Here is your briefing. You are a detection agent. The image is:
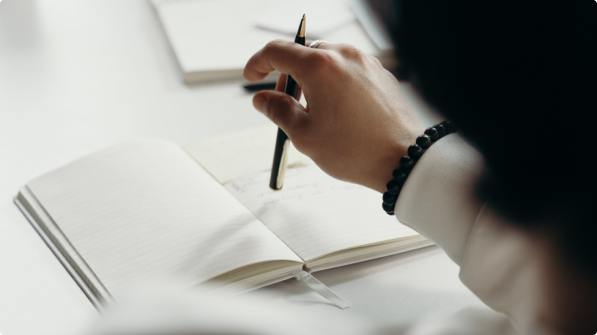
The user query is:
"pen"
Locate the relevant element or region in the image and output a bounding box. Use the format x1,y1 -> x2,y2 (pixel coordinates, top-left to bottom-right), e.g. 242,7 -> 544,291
269,14 -> 306,190
243,81 -> 277,92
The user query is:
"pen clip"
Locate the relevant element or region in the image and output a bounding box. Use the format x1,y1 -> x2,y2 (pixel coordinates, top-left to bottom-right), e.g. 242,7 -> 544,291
276,139 -> 290,189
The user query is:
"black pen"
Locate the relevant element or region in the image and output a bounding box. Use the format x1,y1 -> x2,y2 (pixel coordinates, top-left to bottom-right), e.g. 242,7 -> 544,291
243,81 -> 277,92
269,14 -> 306,190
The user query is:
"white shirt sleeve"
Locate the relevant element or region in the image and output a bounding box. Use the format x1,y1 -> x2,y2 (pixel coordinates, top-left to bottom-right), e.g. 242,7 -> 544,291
395,135 -> 485,265
395,135 -> 543,335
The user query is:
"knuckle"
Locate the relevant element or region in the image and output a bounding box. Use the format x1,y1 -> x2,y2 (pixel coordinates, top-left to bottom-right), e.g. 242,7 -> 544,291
264,39 -> 285,53
367,54 -> 382,66
341,45 -> 368,63
335,43 -> 369,63
337,43 -> 354,51
307,50 -> 339,71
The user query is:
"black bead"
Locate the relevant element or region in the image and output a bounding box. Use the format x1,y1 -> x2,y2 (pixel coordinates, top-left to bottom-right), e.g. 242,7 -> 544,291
386,180 -> 401,195
399,156 -> 415,170
416,135 -> 431,149
435,124 -> 446,137
424,127 -> 439,142
441,120 -> 456,134
382,202 -> 395,213
407,144 -> 423,159
392,168 -> 407,184
386,211 -> 395,216
383,192 -> 397,206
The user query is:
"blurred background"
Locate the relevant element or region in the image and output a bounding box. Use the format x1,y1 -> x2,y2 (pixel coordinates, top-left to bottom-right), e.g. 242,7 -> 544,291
0,1 -> 488,335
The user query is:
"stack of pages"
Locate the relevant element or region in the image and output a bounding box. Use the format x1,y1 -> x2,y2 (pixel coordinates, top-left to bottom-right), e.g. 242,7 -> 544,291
15,125 -> 430,309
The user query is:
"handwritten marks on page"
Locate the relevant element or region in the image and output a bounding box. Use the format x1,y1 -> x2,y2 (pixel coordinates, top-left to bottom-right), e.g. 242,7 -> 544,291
185,125 -> 308,184
225,164 -> 418,261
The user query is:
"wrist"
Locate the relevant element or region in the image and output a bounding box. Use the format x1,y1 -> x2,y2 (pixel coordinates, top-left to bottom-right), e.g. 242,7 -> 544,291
381,121 -> 458,215
371,128 -> 422,193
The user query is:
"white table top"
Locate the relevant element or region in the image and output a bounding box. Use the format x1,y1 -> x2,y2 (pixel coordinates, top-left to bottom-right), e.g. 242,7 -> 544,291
0,1 -> 488,334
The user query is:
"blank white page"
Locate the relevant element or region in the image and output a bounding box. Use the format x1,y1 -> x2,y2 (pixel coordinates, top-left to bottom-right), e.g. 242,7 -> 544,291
224,164 -> 418,261
27,139 -> 302,298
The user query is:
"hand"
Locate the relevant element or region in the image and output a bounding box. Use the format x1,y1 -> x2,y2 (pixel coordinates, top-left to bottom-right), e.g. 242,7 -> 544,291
244,40 -> 423,193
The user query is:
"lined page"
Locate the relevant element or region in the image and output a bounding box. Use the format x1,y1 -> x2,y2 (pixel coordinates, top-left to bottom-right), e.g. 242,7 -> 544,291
27,140 -> 302,298
224,164 -> 418,261
184,124 -> 308,184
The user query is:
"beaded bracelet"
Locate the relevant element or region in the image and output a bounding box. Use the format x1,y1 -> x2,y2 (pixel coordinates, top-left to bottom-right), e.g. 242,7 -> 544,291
382,121 -> 457,215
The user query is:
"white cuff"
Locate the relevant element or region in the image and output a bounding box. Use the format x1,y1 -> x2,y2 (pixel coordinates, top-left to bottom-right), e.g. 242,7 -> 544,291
394,135 -> 485,265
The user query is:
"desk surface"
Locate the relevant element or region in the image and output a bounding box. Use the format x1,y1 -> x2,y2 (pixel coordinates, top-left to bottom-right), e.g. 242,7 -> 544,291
0,1 -> 488,334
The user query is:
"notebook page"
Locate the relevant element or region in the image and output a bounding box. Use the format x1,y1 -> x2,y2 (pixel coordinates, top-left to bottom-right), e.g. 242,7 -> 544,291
184,124 -> 308,184
224,164 -> 418,261
27,139 -> 302,298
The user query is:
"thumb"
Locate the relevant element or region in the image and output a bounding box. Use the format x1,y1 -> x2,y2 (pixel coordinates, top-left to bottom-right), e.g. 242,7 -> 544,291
252,90 -> 309,136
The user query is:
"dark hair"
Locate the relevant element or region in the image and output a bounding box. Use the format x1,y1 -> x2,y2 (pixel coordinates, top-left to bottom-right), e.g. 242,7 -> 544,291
373,0 -> 597,270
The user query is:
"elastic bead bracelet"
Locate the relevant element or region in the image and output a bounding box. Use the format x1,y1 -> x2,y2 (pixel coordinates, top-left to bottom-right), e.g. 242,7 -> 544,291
382,121 -> 457,215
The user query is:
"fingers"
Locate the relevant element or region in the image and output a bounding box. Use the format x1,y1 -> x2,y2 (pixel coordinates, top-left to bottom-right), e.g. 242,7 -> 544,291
308,41 -> 373,66
244,39 -> 359,85
306,40 -> 342,51
245,40 -> 371,84
275,73 -> 287,92
275,73 -> 303,101
252,90 -> 309,136
244,40 -> 314,83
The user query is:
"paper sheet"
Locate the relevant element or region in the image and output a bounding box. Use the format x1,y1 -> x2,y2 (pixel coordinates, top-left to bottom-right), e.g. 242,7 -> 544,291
27,139 -> 302,298
224,164 -> 418,261
184,124 -> 309,184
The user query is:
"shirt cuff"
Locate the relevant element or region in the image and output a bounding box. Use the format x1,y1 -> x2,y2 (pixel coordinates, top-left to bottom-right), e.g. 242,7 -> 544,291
394,134 -> 485,265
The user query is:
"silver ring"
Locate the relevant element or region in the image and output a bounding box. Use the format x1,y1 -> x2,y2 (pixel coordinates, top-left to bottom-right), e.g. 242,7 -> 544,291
309,40 -> 328,49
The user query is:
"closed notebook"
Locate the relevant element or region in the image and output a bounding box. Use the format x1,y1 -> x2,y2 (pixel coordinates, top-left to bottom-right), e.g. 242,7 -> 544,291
151,0 -> 395,84
15,125 -> 430,309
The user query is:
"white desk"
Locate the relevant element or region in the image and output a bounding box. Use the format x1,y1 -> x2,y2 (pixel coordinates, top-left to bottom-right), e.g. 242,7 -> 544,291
0,1 -> 489,334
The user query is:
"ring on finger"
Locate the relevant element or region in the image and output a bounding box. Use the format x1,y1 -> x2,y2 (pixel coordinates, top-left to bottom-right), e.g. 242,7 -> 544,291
309,40 -> 328,49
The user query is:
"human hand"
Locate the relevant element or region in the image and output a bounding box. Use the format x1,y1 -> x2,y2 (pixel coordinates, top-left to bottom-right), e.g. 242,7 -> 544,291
244,40 -> 423,193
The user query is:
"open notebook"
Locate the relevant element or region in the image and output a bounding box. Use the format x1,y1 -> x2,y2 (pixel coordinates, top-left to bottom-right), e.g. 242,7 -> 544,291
15,126 -> 430,310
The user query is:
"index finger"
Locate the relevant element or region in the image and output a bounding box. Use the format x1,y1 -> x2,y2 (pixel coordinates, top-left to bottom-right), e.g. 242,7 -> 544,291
243,39 -> 313,84
274,73 -> 303,102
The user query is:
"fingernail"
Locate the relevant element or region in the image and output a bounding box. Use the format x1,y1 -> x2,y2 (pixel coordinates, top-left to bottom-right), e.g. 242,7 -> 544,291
253,93 -> 267,113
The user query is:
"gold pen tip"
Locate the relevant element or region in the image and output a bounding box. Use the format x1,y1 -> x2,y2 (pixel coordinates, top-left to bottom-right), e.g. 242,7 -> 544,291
298,14 -> 306,38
